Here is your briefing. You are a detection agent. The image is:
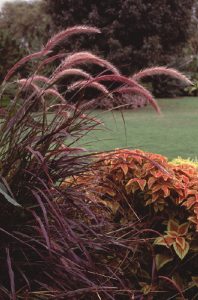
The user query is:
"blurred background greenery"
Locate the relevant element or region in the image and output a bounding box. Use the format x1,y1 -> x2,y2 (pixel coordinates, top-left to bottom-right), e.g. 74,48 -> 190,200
0,0 -> 198,97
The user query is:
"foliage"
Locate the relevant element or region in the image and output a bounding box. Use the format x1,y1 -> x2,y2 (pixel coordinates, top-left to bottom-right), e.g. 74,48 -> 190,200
0,24 -> 189,299
0,23 -> 193,299
171,156 -> 198,168
176,1 -> 198,96
0,0 -> 53,81
64,149 -> 198,298
44,0 -> 195,96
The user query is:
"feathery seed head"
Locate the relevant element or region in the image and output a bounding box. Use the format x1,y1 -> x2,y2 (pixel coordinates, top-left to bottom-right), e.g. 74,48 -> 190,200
132,66 -> 192,85
57,51 -> 120,75
44,26 -> 101,52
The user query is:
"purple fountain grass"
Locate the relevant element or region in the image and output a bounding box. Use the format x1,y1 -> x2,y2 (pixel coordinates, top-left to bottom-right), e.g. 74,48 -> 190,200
115,86 -> 160,112
55,51 -> 120,75
78,74 -> 161,113
44,25 -> 101,52
4,26 -> 100,83
18,78 -> 41,94
25,75 -> 49,85
47,102 -> 102,125
49,68 -> 92,85
3,50 -> 50,83
18,79 -> 63,103
132,66 -> 192,85
44,89 -> 65,103
37,53 -> 67,71
68,79 -> 112,99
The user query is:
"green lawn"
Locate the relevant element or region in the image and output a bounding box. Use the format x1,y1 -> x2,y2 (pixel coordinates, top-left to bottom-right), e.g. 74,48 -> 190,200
77,97 -> 198,159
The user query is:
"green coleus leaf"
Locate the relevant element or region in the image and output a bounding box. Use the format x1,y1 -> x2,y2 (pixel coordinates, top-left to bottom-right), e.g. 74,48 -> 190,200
155,254 -> 173,271
192,276 -> 198,288
139,282 -> 152,295
173,240 -> 189,260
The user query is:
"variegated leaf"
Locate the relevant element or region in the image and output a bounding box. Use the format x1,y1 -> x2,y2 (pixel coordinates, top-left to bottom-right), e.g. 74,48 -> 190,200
173,240 -> 189,260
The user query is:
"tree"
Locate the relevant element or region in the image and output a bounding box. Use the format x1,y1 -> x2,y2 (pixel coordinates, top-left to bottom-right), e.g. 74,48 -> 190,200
0,0 -> 53,81
44,0 -> 195,95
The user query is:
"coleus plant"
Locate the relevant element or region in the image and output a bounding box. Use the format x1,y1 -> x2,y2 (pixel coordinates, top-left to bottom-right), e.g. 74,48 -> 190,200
73,149 -> 198,232
154,219 -> 190,260
64,149 -> 198,297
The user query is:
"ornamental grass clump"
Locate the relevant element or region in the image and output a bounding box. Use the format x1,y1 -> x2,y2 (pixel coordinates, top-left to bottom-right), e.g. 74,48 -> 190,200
0,25 -> 193,299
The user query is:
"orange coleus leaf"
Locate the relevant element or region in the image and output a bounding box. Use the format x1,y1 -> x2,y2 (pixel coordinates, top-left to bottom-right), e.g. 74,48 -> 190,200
151,170 -> 170,181
147,177 -> 156,189
135,178 -> 147,191
188,189 -> 198,197
152,184 -> 161,193
154,235 -> 174,247
143,162 -> 155,170
188,216 -> 197,225
125,178 -> 146,193
125,179 -> 135,194
152,184 -> 171,197
167,219 -> 179,233
161,185 -> 170,197
133,155 -> 143,164
180,174 -> 190,184
183,196 -> 196,209
178,222 -> 189,236
165,231 -> 178,238
152,192 -> 159,202
173,240 -> 189,260
150,170 -> 162,178
116,163 -> 128,175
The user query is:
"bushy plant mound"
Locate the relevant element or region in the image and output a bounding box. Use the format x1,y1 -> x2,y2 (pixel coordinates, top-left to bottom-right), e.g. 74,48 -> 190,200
0,25 -> 193,299
171,156 -> 198,168
64,149 -> 198,298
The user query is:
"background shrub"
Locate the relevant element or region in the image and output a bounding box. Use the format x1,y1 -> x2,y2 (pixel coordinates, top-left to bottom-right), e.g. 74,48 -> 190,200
44,0 -> 196,97
0,0 -> 53,81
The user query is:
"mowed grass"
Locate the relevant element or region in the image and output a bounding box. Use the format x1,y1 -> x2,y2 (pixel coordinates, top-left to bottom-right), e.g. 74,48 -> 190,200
77,97 -> 198,159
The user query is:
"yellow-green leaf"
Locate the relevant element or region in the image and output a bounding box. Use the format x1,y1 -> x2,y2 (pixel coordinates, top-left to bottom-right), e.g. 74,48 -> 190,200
155,254 -> 173,271
173,241 -> 189,260
192,276 -> 198,288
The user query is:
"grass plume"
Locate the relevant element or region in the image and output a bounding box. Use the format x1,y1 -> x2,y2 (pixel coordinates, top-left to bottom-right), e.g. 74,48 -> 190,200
55,51 -> 120,75
132,66 -> 192,85
44,25 -> 101,51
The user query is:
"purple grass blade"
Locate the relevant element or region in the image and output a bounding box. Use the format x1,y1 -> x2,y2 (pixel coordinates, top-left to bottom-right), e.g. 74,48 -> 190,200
6,248 -> 16,300
31,210 -> 51,251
